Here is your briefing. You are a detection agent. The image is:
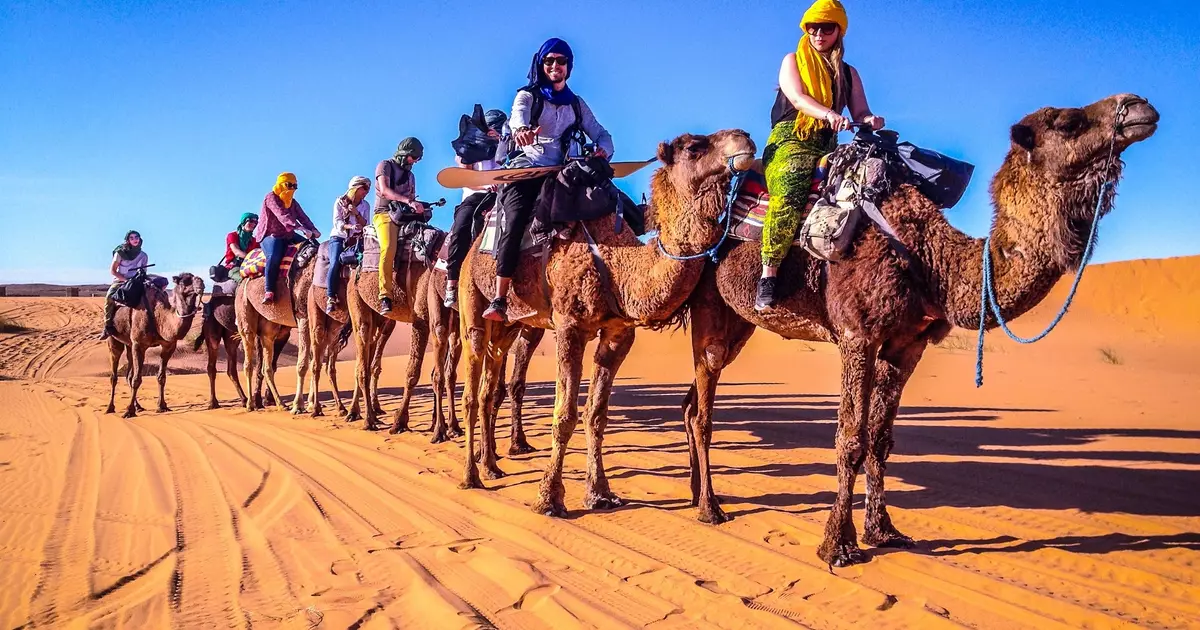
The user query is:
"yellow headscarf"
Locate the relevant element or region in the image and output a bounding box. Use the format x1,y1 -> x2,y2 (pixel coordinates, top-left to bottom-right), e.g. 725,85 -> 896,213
793,0 -> 849,140
272,172 -> 297,208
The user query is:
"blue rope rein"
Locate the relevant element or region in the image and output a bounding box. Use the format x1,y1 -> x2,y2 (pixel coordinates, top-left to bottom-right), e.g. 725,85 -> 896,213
974,100 -> 1128,387
656,158 -> 749,263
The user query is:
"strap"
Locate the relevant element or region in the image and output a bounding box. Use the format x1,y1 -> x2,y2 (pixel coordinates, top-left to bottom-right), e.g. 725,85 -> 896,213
579,221 -> 627,319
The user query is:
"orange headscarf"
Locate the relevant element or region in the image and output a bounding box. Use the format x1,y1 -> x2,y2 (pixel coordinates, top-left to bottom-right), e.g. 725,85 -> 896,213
272,172 -> 297,208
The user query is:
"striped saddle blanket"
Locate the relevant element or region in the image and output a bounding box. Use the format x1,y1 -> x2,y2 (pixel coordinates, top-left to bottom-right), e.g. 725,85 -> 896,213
728,155 -> 829,244
239,243 -> 299,280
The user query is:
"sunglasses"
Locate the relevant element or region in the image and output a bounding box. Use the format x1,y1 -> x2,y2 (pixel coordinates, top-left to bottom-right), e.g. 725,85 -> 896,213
284,182 -> 298,190
542,56 -> 569,67
806,23 -> 839,36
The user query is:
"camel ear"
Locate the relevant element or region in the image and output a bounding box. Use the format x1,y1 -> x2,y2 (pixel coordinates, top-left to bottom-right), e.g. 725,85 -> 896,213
171,275 -> 181,284
1010,124 -> 1036,152
657,141 -> 674,166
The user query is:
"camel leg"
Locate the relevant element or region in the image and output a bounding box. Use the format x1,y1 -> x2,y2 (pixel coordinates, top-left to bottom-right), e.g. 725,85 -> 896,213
291,320 -> 311,415
125,345 -> 145,412
445,312 -> 464,439
224,335 -> 247,407
105,340 -> 122,414
261,332 -> 286,411
205,333 -> 221,410
861,341 -> 925,549
156,344 -> 174,413
507,326 -> 544,456
460,319 -> 488,489
373,321 -> 394,414
241,324 -> 260,411
391,317 -> 429,435
308,323 -> 329,418
581,326 -> 635,510
476,323 -> 517,479
123,343 -> 147,418
328,352 -> 346,416
531,321 -> 586,517
687,309 -> 756,523
429,311 -> 451,444
817,339 -> 877,568
353,317 -> 382,430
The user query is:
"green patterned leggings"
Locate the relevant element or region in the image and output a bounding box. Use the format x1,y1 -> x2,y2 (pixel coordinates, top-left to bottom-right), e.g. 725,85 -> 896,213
760,121 -> 835,268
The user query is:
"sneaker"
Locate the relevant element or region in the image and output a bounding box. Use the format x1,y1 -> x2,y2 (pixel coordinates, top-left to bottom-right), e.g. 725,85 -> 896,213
482,297 -> 508,323
379,297 -> 393,315
442,283 -> 457,310
325,296 -> 338,314
754,277 -> 776,312
262,291 -> 275,305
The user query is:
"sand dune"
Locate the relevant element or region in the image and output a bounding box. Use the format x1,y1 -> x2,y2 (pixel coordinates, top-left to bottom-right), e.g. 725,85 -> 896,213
1,257 -> 1198,628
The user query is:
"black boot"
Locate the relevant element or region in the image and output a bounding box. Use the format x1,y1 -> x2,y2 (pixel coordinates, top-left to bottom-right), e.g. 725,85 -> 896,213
482,297 -> 508,323
754,277 -> 777,312
379,297 -> 393,315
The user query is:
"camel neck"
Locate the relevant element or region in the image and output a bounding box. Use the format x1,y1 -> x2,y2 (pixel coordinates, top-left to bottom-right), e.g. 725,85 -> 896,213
909,159 -> 1112,329
152,293 -> 194,342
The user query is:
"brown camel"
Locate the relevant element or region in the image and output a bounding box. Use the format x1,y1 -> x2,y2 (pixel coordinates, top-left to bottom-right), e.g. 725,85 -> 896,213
457,130 -> 758,515
681,94 -> 1158,567
426,268 -> 545,448
193,293 -> 291,409
104,273 -> 205,418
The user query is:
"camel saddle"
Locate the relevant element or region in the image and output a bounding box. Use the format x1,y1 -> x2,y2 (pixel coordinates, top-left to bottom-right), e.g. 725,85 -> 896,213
360,222 -> 446,273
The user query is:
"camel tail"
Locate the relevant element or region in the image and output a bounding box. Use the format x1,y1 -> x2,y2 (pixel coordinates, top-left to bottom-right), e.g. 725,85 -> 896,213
336,322 -> 353,353
190,330 -> 205,353
646,302 -> 690,333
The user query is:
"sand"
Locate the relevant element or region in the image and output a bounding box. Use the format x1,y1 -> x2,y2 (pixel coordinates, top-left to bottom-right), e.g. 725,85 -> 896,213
1,256 -> 1198,629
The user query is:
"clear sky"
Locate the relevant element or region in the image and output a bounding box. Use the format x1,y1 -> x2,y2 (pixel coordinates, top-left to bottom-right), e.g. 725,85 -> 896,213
1,0 -> 1196,284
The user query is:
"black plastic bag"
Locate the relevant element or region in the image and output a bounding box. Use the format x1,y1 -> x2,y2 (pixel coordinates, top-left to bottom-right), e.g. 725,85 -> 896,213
896,142 -> 974,209
451,104 -> 499,165
112,275 -> 145,307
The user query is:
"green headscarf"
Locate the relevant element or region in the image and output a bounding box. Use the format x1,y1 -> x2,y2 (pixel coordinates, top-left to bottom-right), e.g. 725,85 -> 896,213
393,137 -> 424,163
236,213 -> 258,251
113,230 -> 142,261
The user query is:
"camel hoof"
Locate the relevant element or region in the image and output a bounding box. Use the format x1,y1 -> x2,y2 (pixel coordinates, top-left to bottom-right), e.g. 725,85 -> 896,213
531,498 -> 568,519
207,401 -> 220,410
820,543 -> 869,568
372,405 -> 386,415
863,530 -> 915,549
290,406 -> 304,416
459,471 -> 484,490
157,405 -> 170,413
483,464 -> 506,481
388,424 -> 409,435
310,408 -> 324,419
335,407 -> 348,418
122,409 -> 137,419
345,411 -> 360,422
430,432 -> 448,445
508,441 -> 536,456
134,403 -> 146,412
697,500 -> 729,525
584,493 -> 624,510
448,427 -> 465,439
104,405 -> 115,415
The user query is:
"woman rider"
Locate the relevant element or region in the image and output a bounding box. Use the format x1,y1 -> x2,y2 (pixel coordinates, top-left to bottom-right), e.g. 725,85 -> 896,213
484,37 -> 614,322
325,176 -> 371,313
254,172 -> 320,304
756,0 -> 884,310
98,230 -> 149,339
444,108 -> 508,309
222,213 -> 259,276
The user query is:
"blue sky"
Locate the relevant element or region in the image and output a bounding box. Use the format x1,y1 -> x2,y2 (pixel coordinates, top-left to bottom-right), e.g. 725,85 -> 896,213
1,0 -> 1196,284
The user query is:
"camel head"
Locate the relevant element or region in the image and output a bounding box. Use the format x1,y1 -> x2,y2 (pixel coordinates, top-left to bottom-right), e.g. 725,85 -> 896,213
170,273 -> 205,317
649,130 -> 757,245
993,94 -> 1158,270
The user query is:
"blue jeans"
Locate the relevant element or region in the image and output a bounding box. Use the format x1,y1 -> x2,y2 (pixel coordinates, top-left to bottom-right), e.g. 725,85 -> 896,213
325,237 -> 345,298
261,233 -> 303,293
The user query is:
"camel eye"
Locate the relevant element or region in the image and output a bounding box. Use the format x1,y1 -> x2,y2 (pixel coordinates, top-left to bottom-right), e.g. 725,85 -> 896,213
1054,110 -> 1088,136
685,138 -> 709,156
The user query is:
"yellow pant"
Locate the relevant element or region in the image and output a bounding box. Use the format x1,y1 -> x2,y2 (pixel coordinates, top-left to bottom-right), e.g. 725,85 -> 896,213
373,213 -> 399,300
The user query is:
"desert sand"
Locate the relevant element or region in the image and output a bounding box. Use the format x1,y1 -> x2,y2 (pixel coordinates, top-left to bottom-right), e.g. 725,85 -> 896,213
1,256 -> 1198,629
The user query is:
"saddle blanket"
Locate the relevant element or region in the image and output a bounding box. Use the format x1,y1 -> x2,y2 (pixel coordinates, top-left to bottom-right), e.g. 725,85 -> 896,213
239,243 -> 299,281
728,156 -> 828,244
359,222 -> 447,274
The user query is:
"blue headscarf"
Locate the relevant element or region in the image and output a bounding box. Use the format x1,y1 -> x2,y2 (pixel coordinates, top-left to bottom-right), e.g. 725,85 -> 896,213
526,38 -> 577,106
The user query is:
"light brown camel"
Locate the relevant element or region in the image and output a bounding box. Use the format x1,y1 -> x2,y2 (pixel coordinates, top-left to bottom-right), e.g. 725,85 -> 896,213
426,267 -> 545,448
104,273 -> 205,418
680,94 -> 1158,567
458,130 -> 758,515
193,292 -> 291,409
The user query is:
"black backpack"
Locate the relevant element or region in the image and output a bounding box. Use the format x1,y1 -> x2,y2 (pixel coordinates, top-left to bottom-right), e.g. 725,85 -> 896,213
112,272 -> 146,308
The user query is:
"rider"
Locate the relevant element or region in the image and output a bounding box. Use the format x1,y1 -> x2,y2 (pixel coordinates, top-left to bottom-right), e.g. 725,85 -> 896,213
373,137 -> 428,315
254,172 -> 320,304
325,175 -> 372,313
222,212 -> 259,272
756,0 -> 884,311
484,37 -> 614,322
98,230 -> 149,340
444,108 -> 509,309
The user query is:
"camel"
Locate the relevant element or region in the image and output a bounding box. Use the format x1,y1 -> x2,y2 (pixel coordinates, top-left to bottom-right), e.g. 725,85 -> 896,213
193,292 -> 290,409
457,130 -> 758,516
104,273 -> 205,418
680,94 -> 1158,567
